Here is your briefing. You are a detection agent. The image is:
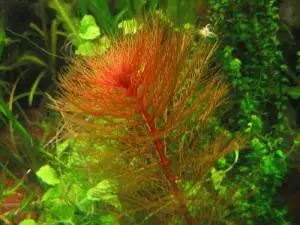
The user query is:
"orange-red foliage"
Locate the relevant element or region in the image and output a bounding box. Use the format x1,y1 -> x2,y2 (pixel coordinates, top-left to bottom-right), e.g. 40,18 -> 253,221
55,18 -> 227,141
53,17 -> 243,225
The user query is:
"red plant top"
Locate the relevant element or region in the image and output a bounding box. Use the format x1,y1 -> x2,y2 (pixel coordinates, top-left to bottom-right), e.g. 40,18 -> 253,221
56,19 -> 197,125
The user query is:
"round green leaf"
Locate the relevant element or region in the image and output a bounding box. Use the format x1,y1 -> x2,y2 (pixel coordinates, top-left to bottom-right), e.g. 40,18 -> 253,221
79,15 -> 100,40
36,164 -> 60,185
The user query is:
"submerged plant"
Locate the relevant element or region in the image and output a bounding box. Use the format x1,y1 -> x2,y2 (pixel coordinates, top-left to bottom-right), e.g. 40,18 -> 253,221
53,17 -> 243,225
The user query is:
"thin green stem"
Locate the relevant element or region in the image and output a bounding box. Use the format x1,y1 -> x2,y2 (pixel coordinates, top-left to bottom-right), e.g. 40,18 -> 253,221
52,0 -> 77,35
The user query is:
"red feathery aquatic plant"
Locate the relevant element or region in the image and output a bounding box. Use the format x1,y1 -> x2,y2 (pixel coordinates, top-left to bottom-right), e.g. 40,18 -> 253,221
54,17 -> 243,225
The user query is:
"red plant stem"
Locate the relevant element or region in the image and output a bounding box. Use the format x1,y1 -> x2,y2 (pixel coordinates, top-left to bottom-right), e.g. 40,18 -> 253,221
142,109 -> 194,225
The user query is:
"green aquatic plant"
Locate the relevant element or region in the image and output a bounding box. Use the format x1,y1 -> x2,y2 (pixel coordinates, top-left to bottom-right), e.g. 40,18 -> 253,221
207,0 -> 291,224
0,0 -> 61,104
284,51 -> 300,100
49,17 -> 244,225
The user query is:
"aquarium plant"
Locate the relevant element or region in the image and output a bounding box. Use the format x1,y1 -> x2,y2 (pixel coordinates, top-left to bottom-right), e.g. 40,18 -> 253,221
207,0 -> 292,224
1,1 -> 298,224
48,17 -> 243,225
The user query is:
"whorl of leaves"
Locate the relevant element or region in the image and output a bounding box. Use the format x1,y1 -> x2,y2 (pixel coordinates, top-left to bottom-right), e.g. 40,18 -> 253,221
53,17 -> 243,225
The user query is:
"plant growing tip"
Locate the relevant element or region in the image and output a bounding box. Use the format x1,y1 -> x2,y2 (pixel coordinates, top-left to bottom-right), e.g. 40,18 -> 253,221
53,17 -> 243,225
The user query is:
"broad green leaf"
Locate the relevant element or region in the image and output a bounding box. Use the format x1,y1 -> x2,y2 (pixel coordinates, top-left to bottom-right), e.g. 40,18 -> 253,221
52,202 -> 75,220
41,185 -> 63,202
36,164 -> 60,185
79,15 -> 100,40
68,183 -> 86,204
18,219 -> 37,225
44,197 -> 75,220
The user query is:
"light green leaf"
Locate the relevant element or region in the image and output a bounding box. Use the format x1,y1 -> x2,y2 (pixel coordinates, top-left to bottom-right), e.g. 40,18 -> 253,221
44,197 -> 75,220
56,139 -> 71,157
18,219 -> 37,225
118,19 -> 138,35
183,23 -> 195,30
76,41 -> 96,56
211,167 -> 228,196
41,185 -> 62,202
276,150 -> 285,159
183,181 -> 202,198
98,35 -> 110,53
36,165 -> 60,185
211,168 -> 226,189
52,202 -> 75,220
248,114 -> 263,133
101,214 -> 119,224
87,180 -> 121,209
29,71 -> 45,106
79,15 -> 100,40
